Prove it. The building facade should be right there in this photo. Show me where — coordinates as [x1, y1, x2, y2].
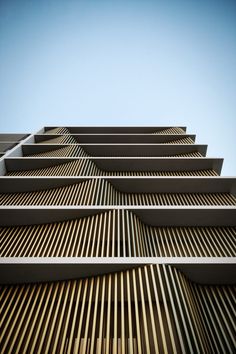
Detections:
[0, 126, 235, 353]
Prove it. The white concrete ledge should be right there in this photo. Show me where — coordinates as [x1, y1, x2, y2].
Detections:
[43, 126, 187, 134]
[22, 143, 206, 157]
[33, 133, 195, 144]
[0, 257, 235, 285]
[0, 206, 235, 226]
[0, 176, 235, 194]
[4, 157, 223, 174]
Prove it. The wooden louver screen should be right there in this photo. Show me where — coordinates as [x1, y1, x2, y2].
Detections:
[36, 135, 194, 146]
[44, 127, 71, 134]
[0, 179, 235, 206]
[1, 210, 235, 257]
[1, 264, 235, 353]
[153, 127, 186, 134]
[26, 146, 201, 158]
[29, 145, 90, 158]
[7, 157, 218, 176]
[37, 135, 78, 144]
[162, 136, 194, 144]
[44, 127, 185, 135]
[2, 126, 233, 354]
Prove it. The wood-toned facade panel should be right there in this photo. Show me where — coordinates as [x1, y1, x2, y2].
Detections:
[28, 145, 90, 157]
[1, 179, 235, 206]
[37, 135, 78, 144]
[44, 127, 71, 135]
[6, 157, 218, 177]
[1, 125, 234, 353]
[44, 126, 186, 135]
[162, 136, 194, 144]
[25, 145, 201, 158]
[1, 210, 235, 257]
[153, 127, 186, 134]
[35, 134, 194, 145]
[34, 133, 195, 145]
[0, 264, 235, 354]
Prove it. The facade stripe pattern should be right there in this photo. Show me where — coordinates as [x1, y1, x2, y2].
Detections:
[26, 145, 201, 158]
[7, 158, 218, 176]
[1, 125, 235, 354]
[0, 179, 235, 206]
[1, 210, 235, 257]
[0, 264, 235, 354]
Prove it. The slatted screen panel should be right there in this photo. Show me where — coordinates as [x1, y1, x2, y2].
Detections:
[29, 145, 90, 157]
[36, 137, 194, 146]
[1, 264, 235, 354]
[162, 137, 194, 144]
[2, 126, 233, 353]
[1, 210, 235, 257]
[44, 127, 186, 135]
[153, 127, 186, 134]
[26, 146, 201, 158]
[37, 135, 78, 144]
[0, 179, 235, 206]
[44, 127, 71, 134]
[7, 158, 218, 177]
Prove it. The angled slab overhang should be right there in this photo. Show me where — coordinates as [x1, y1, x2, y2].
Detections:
[0, 206, 235, 226]
[0, 258, 235, 285]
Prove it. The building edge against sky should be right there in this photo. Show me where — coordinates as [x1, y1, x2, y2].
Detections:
[0, 126, 235, 353]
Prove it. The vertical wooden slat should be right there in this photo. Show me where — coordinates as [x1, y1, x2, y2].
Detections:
[82, 278, 94, 354]
[132, 268, 142, 354]
[67, 281, 82, 353]
[105, 274, 112, 354]
[138, 267, 151, 353]
[126, 270, 134, 354]
[97, 275, 106, 354]
[90, 277, 100, 353]
[144, 266, 160, 353]
[113, 273, 118, 354]
[59, 281, 77, 353]
[52, 281, 71, 353]
[75, 279, 88, 352]
[150, 265, 169, 353]
[120, 271, 125, 354]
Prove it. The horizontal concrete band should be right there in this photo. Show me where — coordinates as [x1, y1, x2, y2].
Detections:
[0, 133, 29, 141]
[4, 157, 223, 174]
[0, 142, 18, 151]
[0, 176, 235, 194]
[33, 133, 196, 144]
[0, 206, 235, 226]
[42, 126, 187, 134]
[0, 258, 235, 285]
[22, 143, 205, 157]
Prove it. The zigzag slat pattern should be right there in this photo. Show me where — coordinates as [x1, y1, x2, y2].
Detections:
[1, 126, 235, 353]
[28, 145, 90, 157]
[6, 158, 217, 176]
[1, 210, 235, 257]
[25, 145, 202, 158]
[0, 264, 235, 353]
[162, 136, 194, 144]
[45, 127, 186, 135]
[36, 135, 194, 145]
[1, 179, 235, 206]
[153, 127, 186, 134]
[44, 127, 71, 134]
[36, 135, 78, 144]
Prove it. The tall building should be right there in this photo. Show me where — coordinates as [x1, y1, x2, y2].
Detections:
[0, 126, 235, 353]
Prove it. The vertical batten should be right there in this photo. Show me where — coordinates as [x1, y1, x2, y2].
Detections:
[1, 125, 235, 353]
[0, 265, 235, 353]
[1, 211, 235, 257]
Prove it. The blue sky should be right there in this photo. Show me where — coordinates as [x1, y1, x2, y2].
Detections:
[0, 0, 235, 175]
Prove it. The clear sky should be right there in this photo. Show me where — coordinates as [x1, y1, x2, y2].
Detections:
[0, 0, 235, 175]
